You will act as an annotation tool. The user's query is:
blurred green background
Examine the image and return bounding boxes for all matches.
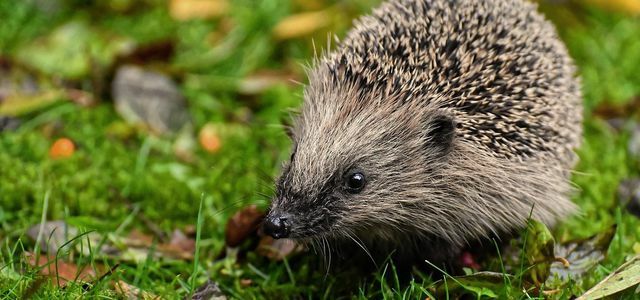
[1,0,640,298]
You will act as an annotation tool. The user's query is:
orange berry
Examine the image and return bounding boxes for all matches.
[198,124,221,153]
[49,138,75,159]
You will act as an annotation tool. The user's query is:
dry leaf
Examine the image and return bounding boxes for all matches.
[238,70,300,95]
[170,0,229,21]
[273,10,331,40]
[113,280,159,300]
[65,89,97,107]
[225,205,264,247]
[239,278,252,287]
[126,229,155,247]
[26,253,97,287]
[157,229,196,260]
[174,125,197,162]
[577,255,640,300]
[550,226,616,281]
[122,229,196,260]
[0,90,65,116]
[191,279,227,300]
[27,221,78,254]
[582,0,640,15]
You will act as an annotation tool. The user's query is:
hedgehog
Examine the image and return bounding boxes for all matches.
[263,0,583,267]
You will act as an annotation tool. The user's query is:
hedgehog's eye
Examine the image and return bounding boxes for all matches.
[344,170,366,194]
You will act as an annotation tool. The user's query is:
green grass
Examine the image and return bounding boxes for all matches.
[1,0,640,298]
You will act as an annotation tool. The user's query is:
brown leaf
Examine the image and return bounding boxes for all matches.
[225,205,265,247]
[550,226,616,281]
[582,0,640,15]
[183,225,197,237]
[27,221,78,254]
[112,65,190,135]
[170,0,229,21]
[170,229,196,253]
[191,279,227,300]
[257,236,303,261]
[157,229,196,260]
[115,40,175,66]
[239,278,252,287]
[65,89,97,107]
[592,97,640,120]
[126,229,154,248]
[113,280,160,300]
[237,70,300,95]
[26,253,97,287]
[123,229,196,260]
[273,10,332,40]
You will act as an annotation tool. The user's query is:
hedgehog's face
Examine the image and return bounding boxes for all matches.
[264,89,457,242]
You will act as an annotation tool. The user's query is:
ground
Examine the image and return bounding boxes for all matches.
[1,0,639,299]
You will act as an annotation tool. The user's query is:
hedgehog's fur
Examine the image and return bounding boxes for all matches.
[267,0,582,266]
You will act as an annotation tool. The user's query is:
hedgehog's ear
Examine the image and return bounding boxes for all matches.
[424,114,456,156]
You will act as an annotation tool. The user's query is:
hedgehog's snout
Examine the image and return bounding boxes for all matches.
[264,212,291,239]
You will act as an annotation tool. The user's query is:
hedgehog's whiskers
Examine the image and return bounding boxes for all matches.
[346,231,377,269]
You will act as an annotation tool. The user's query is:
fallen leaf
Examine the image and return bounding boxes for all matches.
[0,89,96,117]
[550,226,616,281]
[174,125,197,162]
[582,0,640,15]
[191,279,227,300]
[26,253,97,287]
[113,280,159,300]
[184,225,197,237]
[257,236,303,261]
[592,97,640,120]
[170,0,228,21]
[237,70,299,95]
[618,179,640,218]
[157,229,196,260]
[0,90,66,116]
[239,278,252,287]
[273,10,332,40]
[577,255,640,300]
[126,229,154,248]
[112,65,191,134]
[115,39,176,66]
[225,205,264,247]
[27,221,78,254]
[65,89,97,107]
[119,229,195,261]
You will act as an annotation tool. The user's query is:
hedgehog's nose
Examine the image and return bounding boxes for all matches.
[263,214,290,239]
